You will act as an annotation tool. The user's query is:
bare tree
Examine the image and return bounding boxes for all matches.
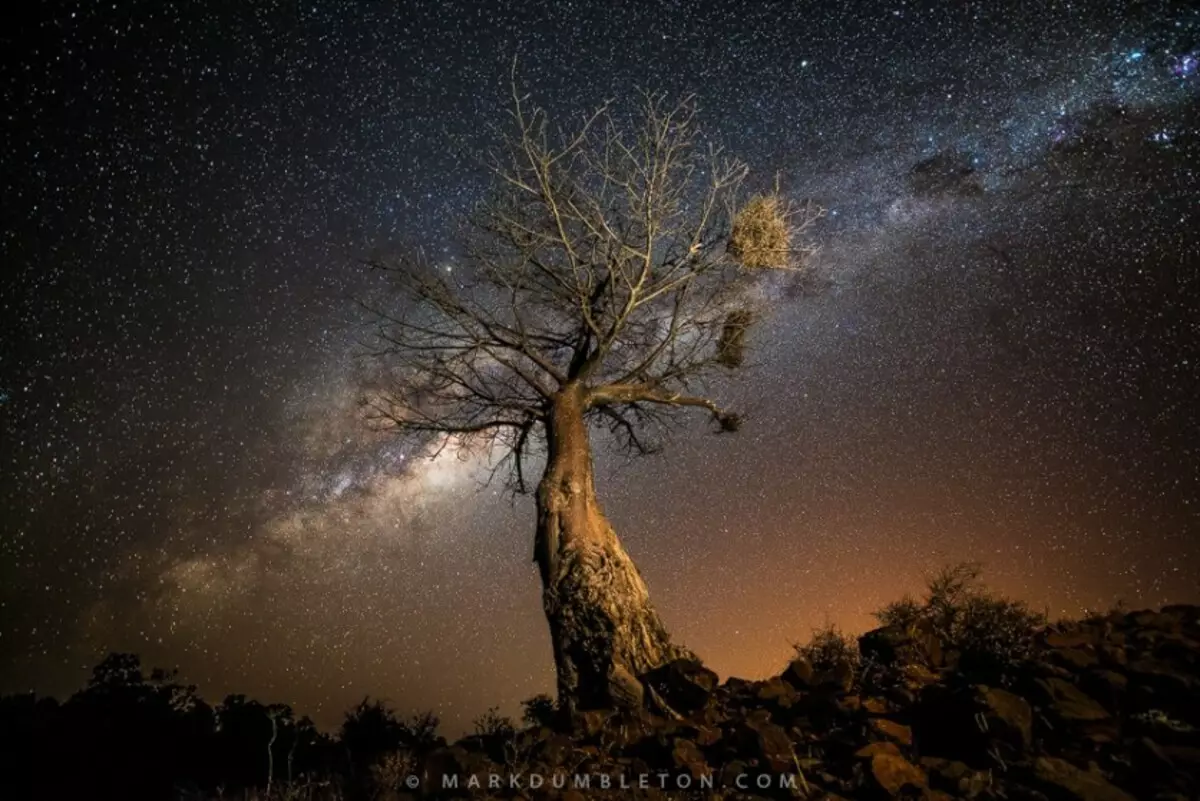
[362,82,821,713]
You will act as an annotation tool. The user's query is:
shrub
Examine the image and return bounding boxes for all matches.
[875,562,1047,680]
[472,706,516,738]
[520,694,557,728]
[794,622,861,674]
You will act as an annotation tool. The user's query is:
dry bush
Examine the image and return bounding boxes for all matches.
[876,562,1047,680]
[794,622,861,674]
[472,706,516,738]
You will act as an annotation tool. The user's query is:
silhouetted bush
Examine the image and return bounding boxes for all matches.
[520,693,557,728]
[876,562,1047,679]
[472,705,516,738]
[793,621,861,674]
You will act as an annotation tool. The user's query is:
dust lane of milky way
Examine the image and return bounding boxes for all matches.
[1,0,1198,734]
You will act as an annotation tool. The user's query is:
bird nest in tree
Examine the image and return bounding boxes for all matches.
[728,194,794,269]
[716,308,754,368]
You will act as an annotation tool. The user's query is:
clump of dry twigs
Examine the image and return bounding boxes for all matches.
[728,194,793,269]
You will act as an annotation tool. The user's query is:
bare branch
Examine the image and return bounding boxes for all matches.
[361,82,819,489]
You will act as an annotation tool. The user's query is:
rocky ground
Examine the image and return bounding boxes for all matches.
[393,604,1200,800]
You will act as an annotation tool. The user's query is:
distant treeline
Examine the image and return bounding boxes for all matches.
[0,652,447,800]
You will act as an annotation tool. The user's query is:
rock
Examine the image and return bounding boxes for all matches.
[722,676,753,694]
[901,663,940,690]
[641,659,718,715]
[572,708,614,738]
[1051,648,1100,671]
[860,618,943,667]
[1154,635,1200,667]
[868,718,913,747]
[1046,630,1097,649]
[1162,604,1200,624]
[856,741,902,759]
[885,686,917,708]
[531,732,574,767]
[1032,756,1137,801]
[1131,735,1174,776]
[977,686,1034,752]
[734,715,795,772]
[670,737,708,778]
[756,676,801,708]
[782,655,815,688]
[1036,677,1111,722]
[1080,669,1127,710]
[1126,661,1194,698]
[1127,610,1183,633]
[840,695,863,713]
[607,662,646,710]
[815,660,856,693]
[863,697,891,716]
[914,684,1032,764]
[1098,644,1128,668]
[1160,744,1200,769]
[858,743,926,796]
[920,757,991,798]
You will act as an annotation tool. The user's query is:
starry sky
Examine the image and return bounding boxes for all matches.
[2,0,1198,735]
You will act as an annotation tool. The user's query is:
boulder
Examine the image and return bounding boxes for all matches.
[669,737,708,778]
[977,686,1033,752]
[782,655,815,688]
[530,732,574,768]
[859,618,943,667]
[1080,669,1127,711]
[1050,648,1100,671]
[1127,610,1183,633]
[1098,644,1128,668]
[920,756,991,798]
[1035,677,1111,722]
[856,741,926,796]
[733,715,795,772]
[863,697,892,716]
[1126,661,1195,699]
[901,663,940,690]
[1130,735,1174,777]
[816,659,857,693]
[755,676,801,709]
[640,659,717,715]
[868,718,913,747]
[1031,756,1136,801]
[855,741,903,759]
[913,684,1032,764]
[1046,630,1097,649]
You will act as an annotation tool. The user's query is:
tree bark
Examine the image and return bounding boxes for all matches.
[534,383,690,713]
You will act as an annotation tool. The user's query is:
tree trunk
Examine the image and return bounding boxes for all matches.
[534,384,690,713]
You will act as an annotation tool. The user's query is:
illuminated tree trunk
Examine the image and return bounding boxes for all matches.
[534,384,689,713]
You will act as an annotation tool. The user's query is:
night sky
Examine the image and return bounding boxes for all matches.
[2,0,1198,735]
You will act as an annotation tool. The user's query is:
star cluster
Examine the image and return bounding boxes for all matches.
[2,0,1198,734]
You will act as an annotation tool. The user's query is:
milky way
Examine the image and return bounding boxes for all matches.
[2,0,1198,734]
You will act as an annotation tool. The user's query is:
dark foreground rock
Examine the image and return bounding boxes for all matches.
[388,604,1200,799]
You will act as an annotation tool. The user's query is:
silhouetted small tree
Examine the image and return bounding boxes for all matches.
[520,693,558,728]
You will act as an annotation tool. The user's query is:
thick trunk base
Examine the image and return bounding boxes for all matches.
[534,386,691,713]
[543,520,692,713]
